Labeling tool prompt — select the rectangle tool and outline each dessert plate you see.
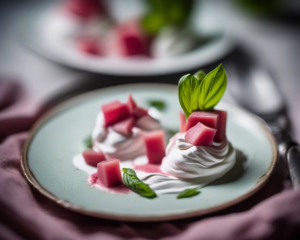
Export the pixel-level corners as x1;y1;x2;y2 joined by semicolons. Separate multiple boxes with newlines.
21;83;277;221
21;1;234;76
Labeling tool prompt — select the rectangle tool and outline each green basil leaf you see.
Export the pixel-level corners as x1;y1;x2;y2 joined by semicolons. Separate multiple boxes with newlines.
198;63;227;110
141;0;193;35
141;13;167;35
84;135;92;149
122;168;157;199
148;100;166;111
177;187;201;199
194;70;206;81
178;74;201;118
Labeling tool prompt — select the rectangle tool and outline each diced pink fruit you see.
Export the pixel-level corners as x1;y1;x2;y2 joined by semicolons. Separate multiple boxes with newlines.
82;149;106;167
111;117;135;136
133;107;148;119
101;100;131;127
185;122;216;146
77;37;101;55
136;115;161;131
179;111;186;133
127;94;137;114
66;0;104;19
97;159;123;187
213;110;227;142
144;130;166;164
185;111;219;131
113;20;150;56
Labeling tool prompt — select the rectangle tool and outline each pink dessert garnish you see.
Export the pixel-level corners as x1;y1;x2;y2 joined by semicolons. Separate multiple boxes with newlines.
111;117;135;136
144;130;166;164
185;111;219;131
82;149;106;167
133;107;148;119
113;20;150;56
179;111;186;132
185;122;216;146
213;110;227;142
133;164;166;175
77;37;101;55
66;0;103;19
97;159;123;188
88;173;130;194
101;100;131;127
127;94;137;114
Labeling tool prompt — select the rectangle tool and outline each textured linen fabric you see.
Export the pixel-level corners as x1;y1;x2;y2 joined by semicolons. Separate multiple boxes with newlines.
0;80;300;240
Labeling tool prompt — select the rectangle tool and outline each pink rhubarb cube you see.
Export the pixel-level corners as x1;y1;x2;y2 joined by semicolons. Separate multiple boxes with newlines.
101;100;131;127
179;111;186;133
113;20;150;56
144;130;166;164
97;159;123;187
77;37;101;55
185;111;219;131
213;110;227;142
66;0;103;19
111;117;135;136
127;94;137;114
82;149;106;167
185;122;216;146
133;107;148;119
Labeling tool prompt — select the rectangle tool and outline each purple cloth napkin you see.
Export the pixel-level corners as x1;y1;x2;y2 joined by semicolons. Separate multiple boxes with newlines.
1;80;300;240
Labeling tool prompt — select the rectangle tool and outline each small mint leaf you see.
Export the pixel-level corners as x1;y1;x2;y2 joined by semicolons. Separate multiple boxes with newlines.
148;100;166;111
177;187;201;199
122;168;157;199
84;135;92;149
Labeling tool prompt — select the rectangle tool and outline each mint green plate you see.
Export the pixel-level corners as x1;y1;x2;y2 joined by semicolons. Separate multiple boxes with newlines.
21;83;277;222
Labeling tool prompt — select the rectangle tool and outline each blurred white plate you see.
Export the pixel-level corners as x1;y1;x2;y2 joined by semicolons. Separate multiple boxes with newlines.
22;0;235;76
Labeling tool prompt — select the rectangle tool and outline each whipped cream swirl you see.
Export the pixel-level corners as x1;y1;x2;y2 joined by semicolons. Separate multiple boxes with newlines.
92;112;161;160
137;133;236;194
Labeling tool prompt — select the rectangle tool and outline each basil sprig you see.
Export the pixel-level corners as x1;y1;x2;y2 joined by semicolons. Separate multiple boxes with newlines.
177;187;201;199
178;63;227;118
122;168;157;199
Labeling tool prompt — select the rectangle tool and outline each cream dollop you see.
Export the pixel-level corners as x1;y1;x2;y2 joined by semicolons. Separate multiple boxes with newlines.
161;133;234;179
136;133;236;194
92;112;160;160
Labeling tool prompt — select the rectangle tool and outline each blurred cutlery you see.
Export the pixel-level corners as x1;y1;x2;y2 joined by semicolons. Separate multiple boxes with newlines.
226;49;300;189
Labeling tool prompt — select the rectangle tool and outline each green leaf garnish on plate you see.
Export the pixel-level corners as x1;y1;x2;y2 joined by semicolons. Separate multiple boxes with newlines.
148;100;166;111
177;187;201;199
122;168;157;199
178;63;227;118
84;135;92;149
